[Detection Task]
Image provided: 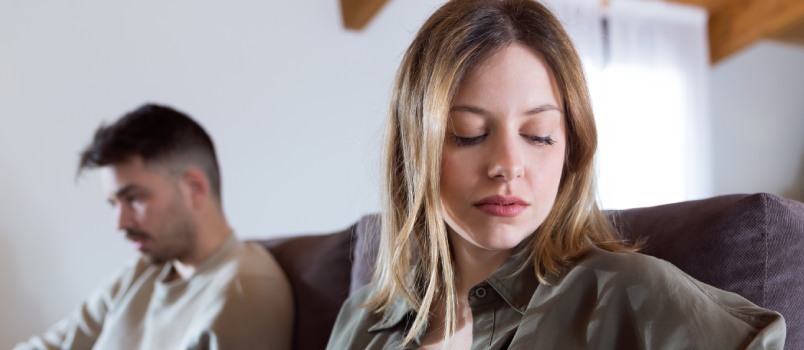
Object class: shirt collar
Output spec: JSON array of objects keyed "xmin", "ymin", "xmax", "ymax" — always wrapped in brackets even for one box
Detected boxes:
[
  {"xmin": 159, "ymin": 234, "xmax": 238, "ymax": 283},
  {"xmin": 367, "ymin": 247, "xmax": 539, "ymax": 332},
  {"xmin": 485, "ymin": 249, "xmax": 538, "ymax": 314}
]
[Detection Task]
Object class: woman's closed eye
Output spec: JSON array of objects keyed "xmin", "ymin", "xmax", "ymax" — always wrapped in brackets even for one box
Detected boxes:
[
  {"xmin": 451, "ymin": 133, "xmax": 487, "ymax": 146},
  {"xmin": 451, "ymin": 133, "xmax": 556, "ymax": 147},
  {"xmin": 524, "ymin": 135, "xmax": 556, "ymax": 145}
]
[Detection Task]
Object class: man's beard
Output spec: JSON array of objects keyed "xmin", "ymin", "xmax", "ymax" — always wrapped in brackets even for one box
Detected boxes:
[{"xmin": 127, "ymin": 218, "xmax": 196, "ymax": 265}]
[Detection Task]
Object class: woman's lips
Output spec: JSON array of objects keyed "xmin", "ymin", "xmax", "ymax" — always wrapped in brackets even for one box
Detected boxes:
[{"xmin": 474, "ymin": 195, "xmax": 529, "ymax": 217}]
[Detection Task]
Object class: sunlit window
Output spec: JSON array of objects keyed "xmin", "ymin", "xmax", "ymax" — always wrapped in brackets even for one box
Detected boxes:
[
  {"xmin": 588, "ymin": 64, "xmax": 688, "ymax": 209},
  {"xmin": 553, "ymin": 0, "xmax": 712, "ymax": 210}
]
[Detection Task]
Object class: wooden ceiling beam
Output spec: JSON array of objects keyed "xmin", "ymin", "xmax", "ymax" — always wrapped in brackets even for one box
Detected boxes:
[
  {"xmin": 770, "ymin": 17, "xmax": 804, "ymax": 46},
  {"xmin": 668, "ymin": 0, "xmax": 732, "ymax": 13},
  {"xmin": 340, "ymin": 0, "xmax": 390, "ymax": 31},
  {"xmin": 342, "ymin": 0, "xmax": 804, "ymax": 61},
  {"xmin": 673, "ymin": 0, "xmax": 804, "ymax": 64},
  {"xmin": 709, "ymin": 0, "xmax": 804, "ymax": 63}
]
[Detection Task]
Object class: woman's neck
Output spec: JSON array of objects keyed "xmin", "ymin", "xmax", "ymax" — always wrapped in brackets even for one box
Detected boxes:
[
  {"xmin": 418, "ymin": 231, "xmax": 513, "ymax": 349},
  {"xmin": 449, "ymin": 232, "xmax": 514, "ymax": 297}
]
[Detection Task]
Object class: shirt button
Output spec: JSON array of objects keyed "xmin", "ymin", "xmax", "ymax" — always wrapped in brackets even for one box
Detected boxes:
[{"xmin": 474, "ymin": 287, "xmax": 487, "ymax": 298}]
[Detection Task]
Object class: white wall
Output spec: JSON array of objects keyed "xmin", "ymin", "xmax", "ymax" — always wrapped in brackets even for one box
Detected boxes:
[
  {"xmin": 710, "ymin": 40, "xmax": 804, "ymax": 202},
  {"xmin": 2, "ymin": 0, "xmax": 803, "ymax": 346},
  {"xmin": 0, "ymin": 0, "xmax": 444, "ymax": 346}
]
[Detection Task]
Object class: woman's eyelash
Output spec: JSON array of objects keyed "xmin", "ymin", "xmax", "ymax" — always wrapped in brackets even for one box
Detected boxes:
[
  {"xmin": 451, "ymin": 134, "xmax": 556, "ymax": 146},
  {"xmin": 451, "ymin": 134, "xmax": 486, "ymax": 146},
  {"xmin": 526, "ymin": 135, "xmax": 556, "ymax": 145}
]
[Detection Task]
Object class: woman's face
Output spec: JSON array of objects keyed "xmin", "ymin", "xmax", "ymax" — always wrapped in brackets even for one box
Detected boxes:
[{"xmin": 440, "ymin": 43, "xmax": 566, "ymax": 254}]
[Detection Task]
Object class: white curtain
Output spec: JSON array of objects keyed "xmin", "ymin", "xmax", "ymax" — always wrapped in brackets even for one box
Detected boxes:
[{"xmin": 542, "ymin": 0, "xmax": 711, "ymax": 209}]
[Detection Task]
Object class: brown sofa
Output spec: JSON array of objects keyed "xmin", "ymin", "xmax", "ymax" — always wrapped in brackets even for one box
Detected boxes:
[{"xmin": 258, "ymin": 193, "xmax": 804, "ymax": 350}]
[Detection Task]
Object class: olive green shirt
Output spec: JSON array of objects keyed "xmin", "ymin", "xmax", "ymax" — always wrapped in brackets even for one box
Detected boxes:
[{"xmin": 327, "ymin": 247, "xmax": 786, "ymax": 349}]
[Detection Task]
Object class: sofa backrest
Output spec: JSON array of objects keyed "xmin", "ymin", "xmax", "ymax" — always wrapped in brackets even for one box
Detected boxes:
[
  {"xmin": 258, "ymin": 193, "xmax": 804, "ymax": 350},
  {"xmin": 612, "ymin": 192, "xmax": 804, "ymax": 331},
  {"xmin": 257, "ymin": 228, "xmax": 354, "ymax": 350}
]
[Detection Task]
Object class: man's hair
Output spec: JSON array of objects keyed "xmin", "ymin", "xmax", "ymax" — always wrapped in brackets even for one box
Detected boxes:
[{"xmin": 78, "ymin": 103, "xmax": 222, "ymax": 200}]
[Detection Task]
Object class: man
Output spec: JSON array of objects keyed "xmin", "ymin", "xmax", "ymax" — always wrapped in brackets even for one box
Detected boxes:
[{"xmin": 15, "ymin": 104, "xmax": 293, "ymax": 349}]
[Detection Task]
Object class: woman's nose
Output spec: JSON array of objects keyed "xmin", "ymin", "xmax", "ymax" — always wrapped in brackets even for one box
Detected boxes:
[{"xmin": 487, "ymin": 134, "xmax": 525, "ymax": 181}]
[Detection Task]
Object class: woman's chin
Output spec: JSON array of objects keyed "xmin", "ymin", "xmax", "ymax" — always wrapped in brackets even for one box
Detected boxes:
[
  {"xmin": 462, "ymin": 232, "xmax": 532, "ymax": 253},
  {"xmin": 445, "ymin": 217, "xmax": 536, "ymax": 252}
]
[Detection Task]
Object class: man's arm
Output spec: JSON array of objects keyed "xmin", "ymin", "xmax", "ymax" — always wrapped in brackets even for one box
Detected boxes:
[
  {"xmin": 14, "ymin": 301, "xmax": 106, "ymax": 350},
  {"xmin": 13, "ymin": 262, "xmax": 134, "ymax": 350}
]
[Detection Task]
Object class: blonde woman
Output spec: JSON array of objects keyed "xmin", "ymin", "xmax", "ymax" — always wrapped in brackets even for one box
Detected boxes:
[{"xmin": 328, "ymin": 0, "xmax": 785, "ymax": 348}]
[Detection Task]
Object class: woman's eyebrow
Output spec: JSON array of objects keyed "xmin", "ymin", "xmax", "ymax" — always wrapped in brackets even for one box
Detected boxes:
[
  {"xmin": 450, "ymin": 104, "xmax": 560, "ymax": 116},
  {"xmin": 524, "ymin": 104, "xmax": 560, "ymax": 115},
  {"xmin": 450, "ymin": 104, "xmax": 490, "ymax": 117}
]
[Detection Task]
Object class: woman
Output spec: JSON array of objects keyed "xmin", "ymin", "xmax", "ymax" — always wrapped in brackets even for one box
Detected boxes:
[{"xmin": 328, "ymin": 0, "xmax": 785, "ymax": 348}]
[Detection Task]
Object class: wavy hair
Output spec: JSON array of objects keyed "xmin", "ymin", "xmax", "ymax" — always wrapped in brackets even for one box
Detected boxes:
[{"xmin": 367, "ymin": 0, "xmax": 634, "ymax": 344}]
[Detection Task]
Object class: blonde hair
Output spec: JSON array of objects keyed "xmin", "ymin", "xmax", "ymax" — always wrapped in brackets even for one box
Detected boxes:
[{"xmin": 367, "ymin": 0, "xmax": 633, "ymax": 345}]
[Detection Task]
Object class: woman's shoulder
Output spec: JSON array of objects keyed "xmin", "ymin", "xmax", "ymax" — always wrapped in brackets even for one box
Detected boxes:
[
  {"xmin": 331, "ymin": 284, "xmax": 377, "ymax": 328},
  {"xmin": 523, "ymin": 246, "xmax": 786, "ymax": 348},
  {"xmin": 564, "ymin": 247, "xmax": 774, "ymax": 316},
  {"xmin": 335, "ymin": 284, "xmax": 378, "ymax": 325},
  {"xmin": 326, "ymin": 284, "xmax": 411, "ymax": 350},
  {"xmin": 570, "ymin": 246, "xmax": 680, "ymax": 283}
]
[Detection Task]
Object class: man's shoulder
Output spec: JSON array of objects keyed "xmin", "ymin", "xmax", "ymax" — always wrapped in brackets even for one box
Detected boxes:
[
  {"xmin": 228, "ymin": 239, "xmax": 286, "ymax": 279},
  {"xmin": 198, "ymin": 239, "xmax": 295, "ymax": 348},
  {"xmin": 204, "ymin": 239, "xmax": 292, "ymax": 303}
]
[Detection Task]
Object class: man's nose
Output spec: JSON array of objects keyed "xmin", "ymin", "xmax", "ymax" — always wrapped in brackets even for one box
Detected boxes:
[
  {"xmin": 487, "ymin": 134, "xmax": 525, "ymax": 181},
  {"xmin": 116, "ymin": 205, "xmax": 135, "ymax": 231}
]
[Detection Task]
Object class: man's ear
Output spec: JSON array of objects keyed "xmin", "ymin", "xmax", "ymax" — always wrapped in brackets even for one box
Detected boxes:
[{"xmin": 181, "ymin": 168, "xmax": 209, "ymax": 209}]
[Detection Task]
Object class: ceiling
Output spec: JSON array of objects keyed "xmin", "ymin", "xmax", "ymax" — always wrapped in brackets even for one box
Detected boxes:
[{"xmin": 340, "ymin": 0, "xmax": 804, "ymax": 65}]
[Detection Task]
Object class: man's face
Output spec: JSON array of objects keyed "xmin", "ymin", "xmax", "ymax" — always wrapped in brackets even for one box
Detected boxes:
[{"xmin": 100, "ymin": 156, "xmax": 196, "ymax": 264}]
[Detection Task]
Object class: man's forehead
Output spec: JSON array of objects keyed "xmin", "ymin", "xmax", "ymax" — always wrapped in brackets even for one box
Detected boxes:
[{"xmin": 99, "ymin": 157, "xmax": 164, "ymax": 195}]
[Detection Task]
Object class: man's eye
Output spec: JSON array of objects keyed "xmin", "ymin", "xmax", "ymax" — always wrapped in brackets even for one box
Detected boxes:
[{"xmin": 451, "ymin": 134, "xmax": 486, "ymax": 146}]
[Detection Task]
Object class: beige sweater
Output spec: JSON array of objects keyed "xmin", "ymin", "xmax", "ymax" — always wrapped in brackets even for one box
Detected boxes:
[{"xmin": 15, "ymin": 236, "xmax": 293, "ymax": 350}]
